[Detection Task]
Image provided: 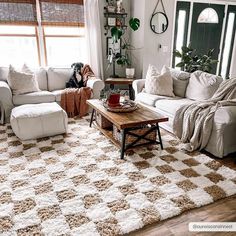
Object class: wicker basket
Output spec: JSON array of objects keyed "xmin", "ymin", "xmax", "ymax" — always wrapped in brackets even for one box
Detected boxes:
[
  {"xmin": 95, "ymin": 112, "xmax": 113, "ymax": 129},
  {"xmin": 113, "ymin": 125, "xmax": 157, "ymax": 145}
]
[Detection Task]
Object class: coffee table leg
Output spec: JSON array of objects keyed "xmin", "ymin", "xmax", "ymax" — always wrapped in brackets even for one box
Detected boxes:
[
  {"xmin": 120, "ymin": 129, "xmax": 127, "ymax": 159},
  {"xmin": 156, "ymin": 123, "xmax": 163, "ymax": 150},
  {"xmin": 89, "ymin": 109, "xmax": 95, "ymax": 127}
]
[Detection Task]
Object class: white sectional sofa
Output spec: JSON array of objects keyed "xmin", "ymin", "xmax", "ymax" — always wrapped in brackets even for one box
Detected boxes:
[
  {"xmin": 0, "ymin": 67, "xmax": 105, "ymax": 123},
  {"xmin": 133, "ymin": 69, "xmax": 236, "ymax": 158}
]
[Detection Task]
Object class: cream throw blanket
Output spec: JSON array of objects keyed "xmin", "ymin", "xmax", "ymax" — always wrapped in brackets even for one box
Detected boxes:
[{"xmin": 173, "ymin": 78, "xmax": 236, "ymax": 151}]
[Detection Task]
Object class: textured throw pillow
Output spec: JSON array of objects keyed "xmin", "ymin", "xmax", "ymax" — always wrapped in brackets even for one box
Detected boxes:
[
  {"xmin": 185, "ymin": 70, "xmax": 223, "ymax": 101},
  {"xmin": 7, "ymin": 65, "xmax": 40, "ymax": 95},
  {"xmin": 145, "ymin": 65, "xmax": 175, "ymax": 97},
  {"xmin": 162, "ymin": 66, "xmax": 190, "ymax": 97}
]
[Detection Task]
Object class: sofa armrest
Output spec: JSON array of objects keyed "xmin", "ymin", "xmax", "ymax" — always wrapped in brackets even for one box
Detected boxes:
[
  {"xmin": 132, "ymin": 79, "xmax": 145, "ymax": 99},
  {"xmin": 0, "ymin": 81, "xmax": 14, "ymax": 124},
  {"xmin": 215, "ymin": 105, "xmax": 236, "ymax": 124},
  {"xmin": 87, "ymin": 77, "xmax": 105, "ymax": 99}
]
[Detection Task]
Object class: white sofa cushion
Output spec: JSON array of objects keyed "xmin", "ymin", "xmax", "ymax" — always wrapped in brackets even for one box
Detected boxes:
[
  {"xmin": 185, "ymin": 70, "xmax": 223, "ymax": 101},
  {"xmin": 145, "ymin": 65, "xmax": 175, "ymax": 97},
  {"xmin": 47, "ymin": 67, "xmax": 72, "ymax": 91},
  {"xmin": 0, "ymin": 67, "xmax": 9, "ymax": 81},
  {"xmin": 51, "ymin": 90, "xmax": 64, "ymax": 102},
  {"xmin": 10, "ymin": 103, "xmax": 68, "ymax": 140},
  {"xmin": 13, "ymin": 91, "xmax": 55, "ymax": 105},
  {"xmin": 7, "ymin": 65, "xmax": 40, "ymax": 95},
  {"xmin": 136, "ymin": 92, "xmax": 175, "ymax": 107},
  {"xmin": 35, "ymin": 68, "xmax": 48, "ymax": 90},
  {"xmin": 169, "ymin": 68, "xmax": 190, "ymax": 97},
  {"xmin": 155, "ymin": 98, "xmax": 194, "ymax": 117}
]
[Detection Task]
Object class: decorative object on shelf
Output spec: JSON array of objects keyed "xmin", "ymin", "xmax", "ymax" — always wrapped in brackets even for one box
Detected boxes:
[
  {"xmin": 105, "ymin": 0, "xmax": 116, "ymax": 13},
  {"xmin": 116, "ymin": 0, "xmax": 124, "ymax": 13},
  {"xmin": 126, "ymin": 68, "xmax": 135, "ymax": 78},
  {"xmin": 108, "ymin": 17, "xmax": 116, "ymax": 26},
  {"xmin": 150, "ymin": 0, "xmax": 169, "ymax": 34},
  {"xmin": 173, "ymin": 45, "xmax": 218, "ymax": 73}
]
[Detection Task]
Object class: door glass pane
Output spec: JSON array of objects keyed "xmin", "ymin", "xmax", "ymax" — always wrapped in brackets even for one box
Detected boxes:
[
  {"xmin": 221, "ymin": 13, "xmax": 235, "ymax": 78},
  {"xmin": 175, "ymin": 10, "xmax": 186, "ymax": 68},
  {"xmin": 0, "ymin": 37, "xmax": 38, "ymax": 67},
  {"xmin": 45, "ymin": 37, "xmax": 87, "ymax": 67},
  {"xmin": 197, "ymin": 8, "xmax": 219, "ymax": 23}
]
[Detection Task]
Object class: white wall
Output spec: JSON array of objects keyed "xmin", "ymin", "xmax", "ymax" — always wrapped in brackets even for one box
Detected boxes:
[{"xmin": 129, "ymin": 0, "xmax": 176, "ymax": 78}]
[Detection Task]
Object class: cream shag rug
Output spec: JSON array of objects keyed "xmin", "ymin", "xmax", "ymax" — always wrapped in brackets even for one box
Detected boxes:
[{"xmin": 0, "ymin": 117, "xmax": 236, "ymax": 236}]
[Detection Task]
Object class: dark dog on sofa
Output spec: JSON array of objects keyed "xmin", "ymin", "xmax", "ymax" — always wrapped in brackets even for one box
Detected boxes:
[{"xmin": 66, "ymin": 62, "xmax": 84, "ymax": 88}]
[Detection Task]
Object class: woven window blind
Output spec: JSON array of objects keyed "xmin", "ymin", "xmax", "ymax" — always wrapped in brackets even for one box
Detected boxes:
[
  {"xmin": 0, "ymin": 0, "xmax": 37, "ymax": 25},
  {"xmin": 40, "ymin": 0, "xmax": 84, "ymax": 26}
]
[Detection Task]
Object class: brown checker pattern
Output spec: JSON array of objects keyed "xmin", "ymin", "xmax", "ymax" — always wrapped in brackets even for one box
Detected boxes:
[{"xmin": 0, "ymin": 117, "xmax": 235, "ymax": 236}]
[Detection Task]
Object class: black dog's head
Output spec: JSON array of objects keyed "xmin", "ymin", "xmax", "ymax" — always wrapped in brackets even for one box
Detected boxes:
[{"xmin": 71, "ymin": 62, "xmax": 84, "ymax": 74}]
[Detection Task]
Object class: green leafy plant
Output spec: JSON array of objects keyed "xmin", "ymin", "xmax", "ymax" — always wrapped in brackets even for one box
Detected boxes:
[
  {"xmin": 173, "ymin": 45, "xmax": 218, "ymax": 73},
  {"xmin": 110, "ymin": 17, "xmax": 140, "ymax": 67}
]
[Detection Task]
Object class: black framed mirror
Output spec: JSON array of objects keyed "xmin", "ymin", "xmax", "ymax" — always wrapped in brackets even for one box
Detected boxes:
[{"xmin": 150, "ymin": 12, "xmax": 169, "ymax": 34}]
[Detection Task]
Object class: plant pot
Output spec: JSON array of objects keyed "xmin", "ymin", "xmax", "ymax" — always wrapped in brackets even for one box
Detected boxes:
[
  {"xmin": 108, "ymin": 93, "xmax": 120, "ymax": 107},
  {"xmin": 126, "ymin": 68, "xmax": 135, "ymax": 78}
]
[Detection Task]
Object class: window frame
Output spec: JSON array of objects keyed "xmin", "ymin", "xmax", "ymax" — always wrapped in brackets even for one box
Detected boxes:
[{"xmin": 0, "ymin": 0, "xmax": 85, "ymax": 67}]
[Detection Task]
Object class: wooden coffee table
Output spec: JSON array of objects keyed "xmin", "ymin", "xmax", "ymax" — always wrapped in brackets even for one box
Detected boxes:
[{"xmin": 87, "ymin": 99, "xmax": 168, "ymax": 159}]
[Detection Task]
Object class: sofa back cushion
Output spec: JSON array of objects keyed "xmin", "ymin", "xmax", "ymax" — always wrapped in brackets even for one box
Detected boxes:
[
  {"xmin": 0, "ymin": 67, "xmax": 9, "ymax": 81},
  {"xmin": 163, "ymin": 67, "xmax": 190, "ymax": 97},
  {"xmin": 0, "ymin": 66, "xmax": 48, "ymax": 90},
  {"xmin": 186, "ymin": 70, "xmax": 223, "ymax": 101},
  {"xmin": 47, "ymin": 67, "xmax": 72, "ymax": 91},
  {"xmin": 35, "ymin": 68, "xmax": 48, "ymax": 90}
]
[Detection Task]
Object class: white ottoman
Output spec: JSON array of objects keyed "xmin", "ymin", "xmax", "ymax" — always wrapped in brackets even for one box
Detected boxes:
[{"xmin": 11, "ymin": 103, "xmax": 68, "ymax": 140}]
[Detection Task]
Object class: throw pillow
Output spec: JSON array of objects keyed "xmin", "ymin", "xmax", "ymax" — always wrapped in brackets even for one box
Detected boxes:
[
  {"xmin": 185, "ymin": 70, "xmax": 223, "ymax": 101},
  {"xmin": 145, "ymin": 65, "xmax": 175, "ymax": 97},
  {"xmin": 7, "ymin": 65, "xmax": 40, "ymax": 95},
  {"xmin": 162, "ymin": 66, "xmax": 190, "ymax": 97}
]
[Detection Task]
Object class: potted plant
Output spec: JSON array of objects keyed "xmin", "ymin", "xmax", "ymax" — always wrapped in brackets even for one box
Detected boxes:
[
  {"xmin": 109, "ymin": 17, "xmax": 140, "ymax": 78},
  {"xmin": 173, "ymin": 45, "xmax": 218, "ymax": 73}
]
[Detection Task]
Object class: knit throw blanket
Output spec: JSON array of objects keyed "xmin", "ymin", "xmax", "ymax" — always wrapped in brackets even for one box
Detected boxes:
[
  {"xmin": 173, "ymin": 78, "xmax": 236, "ymax": 152},
  {"xmin": 61, "ymin": 87, "xmax": 92, "ymax": 118}
]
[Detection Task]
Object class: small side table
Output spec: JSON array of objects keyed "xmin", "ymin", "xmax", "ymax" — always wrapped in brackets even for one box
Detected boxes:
[{"xmin": 105, "ymin": 78, "xmax": 135, "ymax": 100}]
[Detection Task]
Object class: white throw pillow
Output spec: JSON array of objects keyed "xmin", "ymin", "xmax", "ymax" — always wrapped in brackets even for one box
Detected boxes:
[
  {"xmin": 7, "ymin": 65, "xmax": 40, "ymax": 95},
  {"xmin": 145, "ymin": 65, "xmax": 175, "ymax": 97},
  {"xmin": 185, "ymin": 70, "xmax": 223, "ymax": 101},
  {"xmin": 162, "ymin": 66, "xmax": 190, "ymax": 97}
]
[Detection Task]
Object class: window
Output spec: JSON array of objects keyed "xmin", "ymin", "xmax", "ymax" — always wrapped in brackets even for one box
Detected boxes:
[
  {"xmin": 0, "ymin": 26, "xmax": 39, "ymax": 67},
  {"xmin": 172, "ymin": 1, "xmax": 190, "ymax": 68},
  {"xmin": 197, "ymin": 8, "xmax": 219, "ymax": 24},
  {"xmin": 0, "ymin": 0, "xmax": 85, "ymax": 67},
  {"xmin": 175, "ymin": 10, "xmax": 186, "ymax": 67},
  {"xmin": 43, "ymin": 26, "xmax": 86, "ymax": 67},
  {"xmin": 219, "ymin": 6, "xmax": 236, "ymax": 79}
]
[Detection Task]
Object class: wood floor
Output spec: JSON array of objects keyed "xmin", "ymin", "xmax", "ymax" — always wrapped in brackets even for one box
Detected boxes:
[{"xmin": 127, "ymin": 153, "xmax": 236, "ymax": 236}]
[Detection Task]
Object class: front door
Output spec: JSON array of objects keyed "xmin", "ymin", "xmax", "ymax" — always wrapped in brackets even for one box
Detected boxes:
[{"xmin": 190, "ymin": 3, "xmax": 225, "ymax": 73}]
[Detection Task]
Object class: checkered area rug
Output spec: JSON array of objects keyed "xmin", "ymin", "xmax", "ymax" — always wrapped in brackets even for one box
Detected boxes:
[{"xmin": 0, "ymin": 117, "xmax": 236, "ymax": 236}]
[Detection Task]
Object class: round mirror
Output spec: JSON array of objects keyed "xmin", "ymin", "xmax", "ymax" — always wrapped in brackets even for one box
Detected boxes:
[{"xmin": 150, "ymin": 12, "xmax": 169, "ymax": 34}]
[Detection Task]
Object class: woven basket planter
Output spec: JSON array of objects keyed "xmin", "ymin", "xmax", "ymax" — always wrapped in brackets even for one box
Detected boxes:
[{"xmin": 113, "ymin": 125, "xmax": 157, "ymax": 145}]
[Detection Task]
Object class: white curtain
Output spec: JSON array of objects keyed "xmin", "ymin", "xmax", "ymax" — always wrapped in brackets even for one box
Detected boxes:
[{"xmin": 84, "ymin": 0, "xmax": 104, "ymax": 79}]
